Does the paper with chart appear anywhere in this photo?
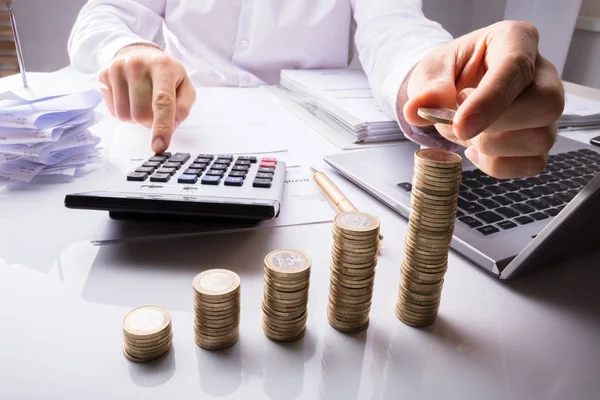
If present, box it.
[92,167,335,245]
[0,88,103,185]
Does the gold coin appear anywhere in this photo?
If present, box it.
[334,211,380,235]
[416,107,456,125]
[264,249,311,278]
[413,166,462,182]
[122,305,171,340]
[193,269,240,299]
[123,343,171,363]
[415,148,462,167]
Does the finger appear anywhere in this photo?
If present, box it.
[454,23,539,140]
[465,146,548,179]
[404,50,458,126]
[108,63,132,122]
[98,71,115,117]
[174,77,196,127]
[433,123,470,148]
[150,64,179,153]
[128,79,154,128]
[469,123,557,157]
[472,57,564,133]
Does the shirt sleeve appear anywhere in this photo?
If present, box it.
[352,0,453,129]
[68,0,166,74]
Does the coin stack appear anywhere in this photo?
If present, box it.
[262,249,311,342]
[328,211,381,333]
[193,269,241,351]
[396,149,462,327]
[122,305,173,363]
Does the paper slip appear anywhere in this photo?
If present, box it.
[559,93,600,129]
[92,167,335,245]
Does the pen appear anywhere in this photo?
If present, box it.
[7,4,28,88]
[310,167,384,242]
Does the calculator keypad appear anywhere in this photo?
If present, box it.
[129,154,278,188]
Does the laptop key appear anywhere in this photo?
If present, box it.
[546,208,561,217]
[477,176,498,185]
[554,162,570,170]
[525,177,544,186]
[397,182,412,192]
[539,174,559,183]
[498,220,517,230]
[530,212,549,221]
[540,196,564,207]
[458,216,483,228]
[474,211,503,224]
[456,210,465,217]
[515,216,534,225]
[478,198,500,209]
[486,185,507,195]
[533,185,553,195]
[526,199,549,210]
[555,192,574,203]
[460,191,479,202]
[512,203,535,214]
[496,207,519,218]
[573,177,590,186]
[553,171,571,180]
[477,225,500,236]
[544,164,560,172]
[492,195,513,206]
[520,189,541,199]
[547,182,569,192]
[563,170,582,178]
[472,188,493,198]
[499,182,520,191]
[462,179,483,189]
[561,180,580,189]
[506,192,528,202]
[512,179,534,189]
[458,199,485,213]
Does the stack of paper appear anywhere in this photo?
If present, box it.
[279,69,405,144]
[559,93,600,130]
[0,89,103,184]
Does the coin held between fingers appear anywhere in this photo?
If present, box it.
[417,107,456,125]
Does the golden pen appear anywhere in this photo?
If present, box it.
[310,167,384,242]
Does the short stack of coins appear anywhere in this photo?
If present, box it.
[396,149,462,327]
[328,211,381,333]
[261,249,311,342]
[193,269,241,351]
[122,305,173,363]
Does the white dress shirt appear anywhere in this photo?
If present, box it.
[68,0,452,121]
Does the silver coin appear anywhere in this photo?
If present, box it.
[336,212,375,230]
[200,271,235,292]
[269,250,309,270]
[123,306,170,336]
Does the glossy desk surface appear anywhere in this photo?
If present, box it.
[1,80,599,400]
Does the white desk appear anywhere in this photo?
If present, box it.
[1,78,599,400]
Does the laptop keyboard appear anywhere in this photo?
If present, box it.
[398,148,600,236]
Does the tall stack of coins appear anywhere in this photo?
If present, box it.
[262,249,311,342]
[193,269,241,350]
[396,149,462,327]
[122,305,173,363]
[328,211,381,333]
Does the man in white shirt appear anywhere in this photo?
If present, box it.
[69,0,564,179]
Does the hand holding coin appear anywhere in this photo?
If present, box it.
[401,21,564,179]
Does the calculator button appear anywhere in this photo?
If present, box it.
[155,152,171,158]
[234,159,252,166]
[195,157,212,164]
[206,169,225,176]
[237,156,257,163]
[210,164,228,171]
[201,175,221,185]
[135,167,155,174]
[196,154,214,160]
[255,172,273,180]
[178,174,198,184]
[229,171,247,178]
[143,161,161,168]
[149,155,167,163]
[253,178,272,188]
[156,167,176,175]
[184,168,202,176]
[214,158,232,165]
[169,153,191,163]
[127,172,148,181]
[260,161,277,168]
[217,154,234,160]
[232,165,249,171]
[224,176,244,186]
[163,161,181,170]
[261,157,277,163]
[150,173,171,183]
[258,167,275,173]
[190,163,208,170]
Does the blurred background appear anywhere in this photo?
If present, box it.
[3,0,600,88]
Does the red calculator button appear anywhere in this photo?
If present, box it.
[260,161,277,168]
[261,157,277,163]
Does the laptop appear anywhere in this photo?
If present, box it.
[324,136,600,279]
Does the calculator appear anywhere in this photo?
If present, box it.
[64,152,286,227]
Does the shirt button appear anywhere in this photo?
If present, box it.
[244,75,252,83]
[241,40,249,47]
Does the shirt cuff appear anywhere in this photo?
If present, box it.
[98,36,161,70]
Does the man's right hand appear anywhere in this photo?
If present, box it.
[98,45,196,153]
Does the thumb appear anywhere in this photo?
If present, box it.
[403,58,458,127]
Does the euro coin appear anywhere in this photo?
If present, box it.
[417,107,456,125]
